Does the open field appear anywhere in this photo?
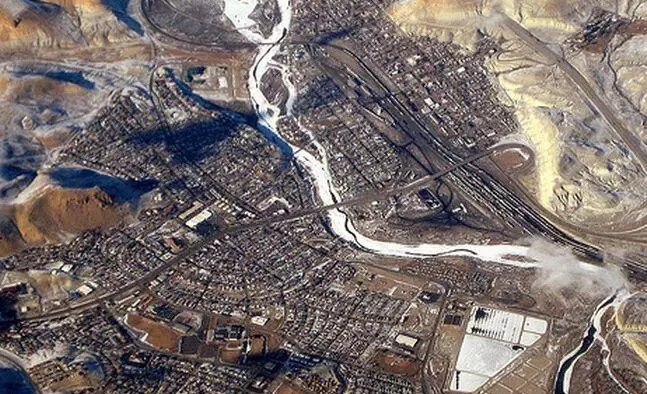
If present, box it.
[374,350,421,376]
[125,314,182,352]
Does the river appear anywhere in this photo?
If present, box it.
[554,293,629,393]
[223,0,539,268]
[226,8,635,388]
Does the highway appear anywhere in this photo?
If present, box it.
[308,41,604,260]
[136,10,647,242]
[482,16,647,243]
[310,37,647,252]
[311,39,647,279]
[142,0,647,175]
[131,14,647,245]
[10,144,507,324]
[500,14,647,173]
[220,143,520,233]
[13,17,647,325]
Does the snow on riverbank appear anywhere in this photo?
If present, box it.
[0,343,65,369]
[555,290,631,393]
[223,0,261,33]
[235,0,538,267]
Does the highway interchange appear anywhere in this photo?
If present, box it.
[15,38,647,326]
[11,0,647,333]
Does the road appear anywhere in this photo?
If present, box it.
[139,0,257,50]
[310,38,647,257]
[500,14,647,173]
[308,41,603,259]
[137,21,647,244]
[13,18,647,324]
[482,16,647,243]
[220,143,521,233]
[10,144,509,324]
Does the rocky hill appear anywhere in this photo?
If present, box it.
[0,168,149,256]
[0,0,142,52]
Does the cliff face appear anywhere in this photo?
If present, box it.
[608,293,647,391]
[0,212,26,256]
[617,293,647,331]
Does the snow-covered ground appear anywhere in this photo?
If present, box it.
[556,291,631,393]
[449,306,548,391]
[0,349,26,369]
[0,344,65,369]
[223,0,261,33]
[233,0,539,267]
[456,334,524,378]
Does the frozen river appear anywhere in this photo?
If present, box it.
[223,3,630,392]
[224,0,535,267]
[555,291,630,393]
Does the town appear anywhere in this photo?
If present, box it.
[1,0,646,393]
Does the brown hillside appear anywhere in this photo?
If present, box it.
[0,212,26,257]
[0,8,50,47]
[0,0,140,51]
[7,186,129,248]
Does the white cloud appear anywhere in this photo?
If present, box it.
[527,238,629,301]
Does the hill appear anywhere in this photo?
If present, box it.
[0,0,142,52]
